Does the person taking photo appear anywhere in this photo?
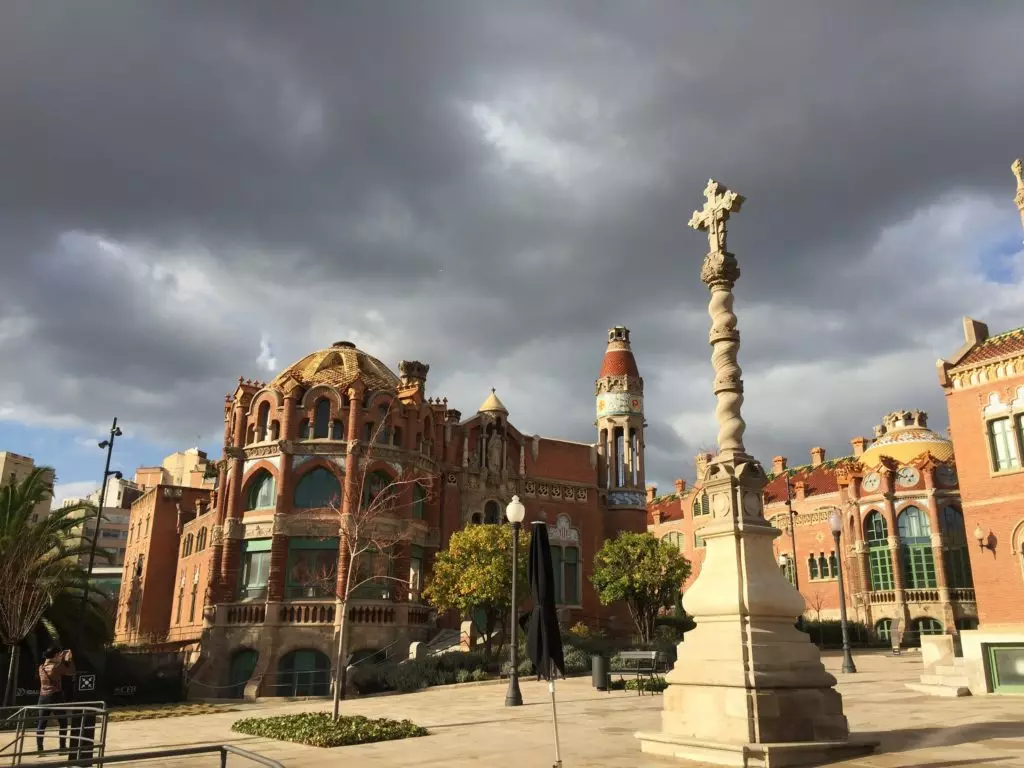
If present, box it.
[36,647,75,754]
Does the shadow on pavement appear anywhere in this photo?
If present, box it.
[862,720,1023,752]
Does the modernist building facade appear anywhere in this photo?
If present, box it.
[937,315,1024,694]
[650,410,976,643]
[117,328,649,698]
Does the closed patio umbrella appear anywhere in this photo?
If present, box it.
[523,520,565,767]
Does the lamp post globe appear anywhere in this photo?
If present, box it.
[828,510,857,674]
[504,495,525,706]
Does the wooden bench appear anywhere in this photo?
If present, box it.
[608,651,666,696]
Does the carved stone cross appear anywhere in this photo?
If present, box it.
[688,178,745,255]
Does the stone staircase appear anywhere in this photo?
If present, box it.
[906,656,971,697]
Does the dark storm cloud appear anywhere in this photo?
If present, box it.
[2,1,1023,487]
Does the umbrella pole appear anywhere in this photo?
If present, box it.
[549,672,562,768]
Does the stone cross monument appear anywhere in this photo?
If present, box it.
[636,179,877,767]
[1013,158,1024,242]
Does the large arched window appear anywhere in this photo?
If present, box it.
[331,419,344,440]
[912,617,944,643]
[294,468,341,509]
[864,511,894,591]
[256,402,270,442]
[940,506,974,590]
[229,649,258,698]
[898,506,937,589]
[376,405,390,444]
[313,398,331,439]
[362,470,392,509]
[245,471,277,511]
[692,491,710,517]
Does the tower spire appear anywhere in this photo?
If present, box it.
[1012,158,1023,243]
[595,326,645,508]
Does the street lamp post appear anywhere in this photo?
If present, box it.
[828,510,857,674]
[504,495,525,707]
[82,417,123,608]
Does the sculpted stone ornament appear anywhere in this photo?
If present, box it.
[637,179,876,767]
[1013,158,1024,239]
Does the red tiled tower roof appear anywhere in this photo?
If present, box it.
[599,327,640,378]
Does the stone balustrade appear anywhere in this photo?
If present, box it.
[279,602,336,625]
[950,588,976,602]
[216,598,434,630]
[223,603,266,625]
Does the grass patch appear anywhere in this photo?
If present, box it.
[231,712,428,748]
[109,702,240,722]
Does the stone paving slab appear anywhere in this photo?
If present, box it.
[19,650,1024,767]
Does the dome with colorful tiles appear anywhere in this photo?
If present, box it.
[859,410,953,466]
[270,341,401,394]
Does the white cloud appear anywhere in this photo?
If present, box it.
[257,332,278,372]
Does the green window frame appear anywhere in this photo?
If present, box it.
[693,492,710,517]
[294,467,341,509]
[808,554,819,580]
[940,506,974,589]
[986,644,1024,693]
[245,471,276,510]
[989,417,1020,471]
[409,544,424,596]
[562,546,580,605]
[865,511,894,591]
[780,558,795,585]
[898,506,937,589]
[313,399,331,439]
[551,546,563,605]
[286,537,339,598]
[362,470,392,509]
[238,538,272,600]
[828,552,839,579]
[695,531,706,548]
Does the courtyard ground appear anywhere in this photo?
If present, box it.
[20,650,1024,767]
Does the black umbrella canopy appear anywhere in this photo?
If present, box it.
[523,521,564,680]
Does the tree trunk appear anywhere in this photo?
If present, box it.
[2,644,21,707]
[332,600,349,721]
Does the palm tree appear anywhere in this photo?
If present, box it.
[0,467,113,705]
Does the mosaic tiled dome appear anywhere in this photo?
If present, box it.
[270,341,400,394]
[860,410,953,466]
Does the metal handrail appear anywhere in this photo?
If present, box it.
[31,744,283,767]
[1,701,109,766]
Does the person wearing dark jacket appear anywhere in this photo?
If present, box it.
[36,647,74,754]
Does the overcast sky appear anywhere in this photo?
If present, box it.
[2,2,1024,505]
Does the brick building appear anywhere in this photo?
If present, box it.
[936,314,1024,693]
[649,410,977,642]
[118,327,648,698]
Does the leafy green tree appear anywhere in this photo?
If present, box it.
[591,532,691,645]
[0,467,112,705]
[423,523,530,658]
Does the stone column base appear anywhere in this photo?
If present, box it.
[635,731,879,768]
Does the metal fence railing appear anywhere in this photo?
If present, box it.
[0,701,108,767]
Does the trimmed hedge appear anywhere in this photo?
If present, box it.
[231,712,427,748]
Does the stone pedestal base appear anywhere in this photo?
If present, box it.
[635,731,879,768]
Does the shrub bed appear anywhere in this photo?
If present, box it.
[231,712,427,748]
[609,676,668,693]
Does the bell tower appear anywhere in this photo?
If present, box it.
[595,326,647,509]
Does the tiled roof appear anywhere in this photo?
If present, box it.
[763,458,855,505]
[956,327,1024,368]
[270,342,400,393]
[599,350,640,378]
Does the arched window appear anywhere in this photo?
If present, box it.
[362,470,392,509]
[294,468,341,509]
[807,554,819,580]
[298,419,310,439]
[662,531,685,550]
[270,421,280,441]
[331,419,344,440]
[484,500,500,524]
[692,491,710,517]
[940,506,974,589]
[189,568,199,623]
[176,575,185,624]
[393,427,403,448]
[864,511,894,591]
[470,512,482,525]
[898,506,937,589]
[313,398,331,439]
[229,649,259,698]
[412,483,426,520]
[875,618,893,643]
[912,617,943,641]
[185,533,194,556]
[256,402,270,442]
[196,528,207,551]
[245,471,277,511]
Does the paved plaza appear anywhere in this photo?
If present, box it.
[30,650,1024,767]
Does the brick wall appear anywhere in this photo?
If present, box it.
[944,373,1024,628]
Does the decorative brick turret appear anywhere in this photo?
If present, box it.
[771,456,787,474]
[809,447,826,467]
